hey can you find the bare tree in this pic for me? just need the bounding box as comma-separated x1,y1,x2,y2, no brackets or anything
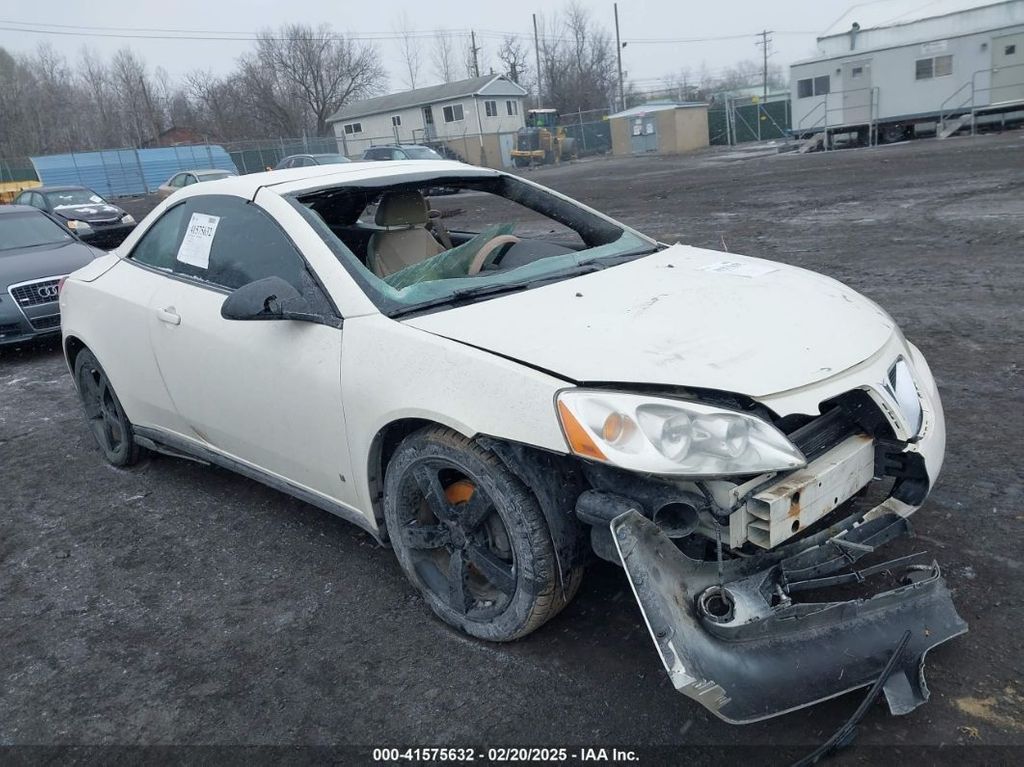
109,48,164,146
245,23,387,136
497,35,530,86
431,31,458,83
393,12,422,89
0,25,388,157
538,3,616,112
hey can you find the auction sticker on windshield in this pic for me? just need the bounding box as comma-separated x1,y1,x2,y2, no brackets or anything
176,213,220,269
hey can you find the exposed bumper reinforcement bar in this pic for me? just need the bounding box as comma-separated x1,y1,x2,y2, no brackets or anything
611,509,967,724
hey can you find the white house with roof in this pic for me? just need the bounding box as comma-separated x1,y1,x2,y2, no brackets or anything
327,74,528,167
791,0,1024,141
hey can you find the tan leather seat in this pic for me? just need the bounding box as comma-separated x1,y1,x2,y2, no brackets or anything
367,191,444,278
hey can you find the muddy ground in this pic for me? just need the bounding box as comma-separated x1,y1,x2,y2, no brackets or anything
2,134,1023,761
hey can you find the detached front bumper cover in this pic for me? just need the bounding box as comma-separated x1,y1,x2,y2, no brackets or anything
612,509,967,724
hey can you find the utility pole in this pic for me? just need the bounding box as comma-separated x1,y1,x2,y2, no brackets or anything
755,29,773,141
471,30,480,78
757,29,772,103
614,3,625,111
533,14,543,107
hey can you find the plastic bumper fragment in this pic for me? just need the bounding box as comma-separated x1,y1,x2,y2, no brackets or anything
611,509,967,724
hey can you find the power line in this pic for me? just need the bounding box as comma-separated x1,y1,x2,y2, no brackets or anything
625,30,813,44
0,18,817,46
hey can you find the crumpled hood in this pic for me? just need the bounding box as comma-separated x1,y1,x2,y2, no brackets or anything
1,241,102,288
52,203,124,222
404,245,897,399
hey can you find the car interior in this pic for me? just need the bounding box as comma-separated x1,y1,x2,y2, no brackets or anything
294,174,629,293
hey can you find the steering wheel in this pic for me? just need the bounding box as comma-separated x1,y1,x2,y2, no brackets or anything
467,235,521,276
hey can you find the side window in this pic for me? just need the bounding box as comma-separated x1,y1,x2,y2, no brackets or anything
33,193,47,209
130,203,190,271
390,149,404,160
130,195,309,293
182,175,196,186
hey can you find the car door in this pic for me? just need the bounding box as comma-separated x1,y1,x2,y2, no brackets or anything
141,194,356,506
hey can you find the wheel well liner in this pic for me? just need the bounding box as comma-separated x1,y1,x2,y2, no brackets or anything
368,418,438,536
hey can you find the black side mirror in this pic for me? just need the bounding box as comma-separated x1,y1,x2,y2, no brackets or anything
221,276,314,322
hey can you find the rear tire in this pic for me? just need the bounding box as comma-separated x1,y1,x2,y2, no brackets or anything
384,426,575,641
73,349,140,467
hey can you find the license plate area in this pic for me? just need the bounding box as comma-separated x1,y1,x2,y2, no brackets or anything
732,434,875,549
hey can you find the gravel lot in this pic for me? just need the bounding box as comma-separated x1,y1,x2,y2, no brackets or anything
2,133,1023,758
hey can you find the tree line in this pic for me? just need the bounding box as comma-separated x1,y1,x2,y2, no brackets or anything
0,3,789,159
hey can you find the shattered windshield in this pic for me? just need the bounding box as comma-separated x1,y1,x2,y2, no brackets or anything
291,172,658,316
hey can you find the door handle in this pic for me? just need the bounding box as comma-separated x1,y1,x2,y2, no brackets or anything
156,306,181,326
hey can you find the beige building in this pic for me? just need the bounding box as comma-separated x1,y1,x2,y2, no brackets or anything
608,103,709,156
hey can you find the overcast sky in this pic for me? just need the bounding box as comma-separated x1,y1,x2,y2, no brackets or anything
0,0,867,91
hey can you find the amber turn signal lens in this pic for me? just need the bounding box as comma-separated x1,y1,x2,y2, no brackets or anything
558,400,607,461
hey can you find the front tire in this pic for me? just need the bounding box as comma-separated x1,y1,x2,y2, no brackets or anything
73,349,140,467
384,426,572,641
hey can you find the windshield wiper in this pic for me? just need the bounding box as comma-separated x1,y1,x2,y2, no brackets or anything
389,265,613,318
574,245,660,269
389,282,531,318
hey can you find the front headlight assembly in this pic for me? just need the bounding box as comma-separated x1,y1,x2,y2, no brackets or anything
556,390,806,477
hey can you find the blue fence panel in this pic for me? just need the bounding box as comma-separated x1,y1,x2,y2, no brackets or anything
138,146,235,192
30,145,238,197
30,150,140,198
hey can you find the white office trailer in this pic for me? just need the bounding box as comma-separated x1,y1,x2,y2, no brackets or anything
791,0,1024,145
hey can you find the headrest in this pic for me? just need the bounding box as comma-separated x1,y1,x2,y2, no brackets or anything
375,190,428,227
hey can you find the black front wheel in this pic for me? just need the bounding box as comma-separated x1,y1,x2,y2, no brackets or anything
74,349,140,467
384,427,579,641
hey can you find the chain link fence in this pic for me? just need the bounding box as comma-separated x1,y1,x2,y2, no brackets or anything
223,136,342,174
557,108,612,157
708,99,792,145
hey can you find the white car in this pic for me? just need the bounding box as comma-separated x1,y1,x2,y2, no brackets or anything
157,169,237,199
60,160,965,724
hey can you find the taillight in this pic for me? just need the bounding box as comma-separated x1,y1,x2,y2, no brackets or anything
57,276,68,294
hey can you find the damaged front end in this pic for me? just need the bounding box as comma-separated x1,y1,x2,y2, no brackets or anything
610,507,966,724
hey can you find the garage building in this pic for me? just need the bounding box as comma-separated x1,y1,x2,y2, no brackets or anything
607,102,709,156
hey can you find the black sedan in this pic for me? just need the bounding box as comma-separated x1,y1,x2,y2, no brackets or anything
0,205,102,346
12,185,136,249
